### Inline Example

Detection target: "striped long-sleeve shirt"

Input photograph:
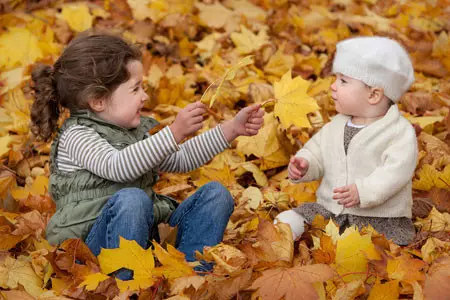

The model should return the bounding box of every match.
[55,125,230,183]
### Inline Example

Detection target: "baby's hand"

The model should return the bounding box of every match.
[288,157,309,181]
[333,184,360,208]
[170,101,206,143]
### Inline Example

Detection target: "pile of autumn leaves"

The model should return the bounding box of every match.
[0,0,450,299]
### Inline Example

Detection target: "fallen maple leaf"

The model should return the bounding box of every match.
[273,70,320,129]
[0,256,44,297]
[415,206,450,232]
[201,55,253,107]
[367,280,399,300]
[98,237,155,292]
[231,25,269,54]
[386,253,427,283]
[423,255,450,300]
[250,264,335,300]
[335,227,381,282]
[152,242,195,280]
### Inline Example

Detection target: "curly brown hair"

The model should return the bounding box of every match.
[31,32,142,141]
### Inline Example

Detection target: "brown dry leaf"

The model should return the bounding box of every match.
[169,275,206,296]
[250,264,335,300]
[423,255,450,300]
[207,268,253,300]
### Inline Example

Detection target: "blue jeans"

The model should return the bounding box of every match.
[85,182,234,279]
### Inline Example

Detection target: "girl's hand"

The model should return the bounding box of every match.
[221,104,264,142]
[333,184,360,208]
[170,102,206,143]
[288,157,309,181]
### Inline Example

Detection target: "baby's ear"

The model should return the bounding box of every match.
[88,96,107,112]
[367,87,385,105]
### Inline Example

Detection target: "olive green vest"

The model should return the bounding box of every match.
[46,110,178,245]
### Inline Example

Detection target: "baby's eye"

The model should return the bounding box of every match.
[133,86,140,93]
[340,78,347,84]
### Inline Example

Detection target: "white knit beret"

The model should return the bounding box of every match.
[332,36,415,102]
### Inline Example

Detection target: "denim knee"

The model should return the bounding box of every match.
[203,182,234,213]
[110,188,153,217]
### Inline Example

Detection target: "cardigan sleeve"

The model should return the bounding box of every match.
[355,123,418,208]
[290,127,325,183]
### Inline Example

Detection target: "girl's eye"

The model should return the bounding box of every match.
[340,78,347,84]
[133,86,140,93]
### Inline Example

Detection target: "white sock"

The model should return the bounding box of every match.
[274,210,306,240]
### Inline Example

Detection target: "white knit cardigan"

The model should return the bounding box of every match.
[294,105,418,218]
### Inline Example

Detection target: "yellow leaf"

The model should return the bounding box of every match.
[407,116,445,129]
[273,70,320,129]
[98,237,155,291]
[195,2,233,29]
[0,136,12,158]
[231,26,269,54]
[0,256,44,298]
[324,219,340,245]
[147,64,164,88]
[236,162,268,187]
[333,279,365,300]
[421,238,450,264]
[264,49,295,77]
[415,207,450,232]
[237,113,290,170]
[59,3,94,32]
[241,186,263,210]
[224,0,267,20]
[0,67,28,95]
[169,275,206,296]
[0,27,43,70]
[386,253,426,283]
[201,55,253,107]
[367,280,399,300]
[335,227,380,282]
[193,159,236,188]
[199,244,247,276]
[152,243,195,280]
[413,164,450,191]
[78,273,110,291]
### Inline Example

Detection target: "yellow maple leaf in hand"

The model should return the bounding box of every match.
[201,55,253,107]
[236,113,290,170]
[273,70,320,129]
[98,237,155,292]
[231,25,269,54]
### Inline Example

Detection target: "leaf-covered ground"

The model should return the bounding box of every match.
[0,0,449,299]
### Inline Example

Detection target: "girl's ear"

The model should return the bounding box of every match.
[367,87,384,105]
[88,97,107,112]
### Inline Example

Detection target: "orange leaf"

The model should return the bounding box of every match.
[250,264,335,300]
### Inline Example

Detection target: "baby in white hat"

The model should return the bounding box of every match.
[275,36,418,245]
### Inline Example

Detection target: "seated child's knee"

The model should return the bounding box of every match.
[274,210,306,240]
